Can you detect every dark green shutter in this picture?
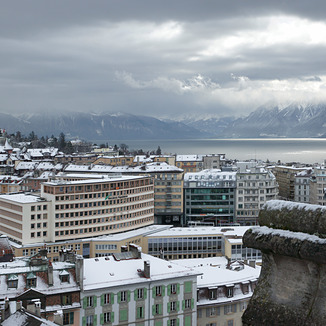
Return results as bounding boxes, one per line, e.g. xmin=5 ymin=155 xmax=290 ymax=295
xmin=191 ymin=298 xmax=194 ymax=309
xmin=93 ymin=296 xmax=97 ymax=307
xmin=176 ymin=301 xmax=180 ymax=312
xmin=144 ymin=288 xmax=147 ymax=299
xmin=176 ymin=318 xmax=179 ymax=326
xmin=93 ymin=314 xmax=97 ymax=326
xmin=101 ymin=294 xmax=104 ymax=306
xmin=69 ymin=312 xmax=74 ymax=324
xmin=167 ymin=302 xmax=170 ymax=313
xmin=167 ymin=321 xmax=170 ymax=326
xmin=111 ymin=312 xmax=114 ymax=322
xmin=127 ymin=290 xmax=131 ymax=302
xmin=182 ymin=300 xmax=185 ymax=311
xmin=153 ymin=287 xmax=156 ymax=298
xmin=167 ymin=284 xmax=171 ymax=296
xmin=162 ymin=285 xmax=165 ymax=296
xmin=137 ymin=307 xmax=140 ymax=319
xmin=134 ymin=289 xmax=138 ymax=301
xmin=184 ymin=281 xmax=192 ymax=293
xmin=82 ymin=316 xmax=86 ymax=326
xmin=185 ymin=316 xmax=191 ymax=326
xmin=159 ymin=303 xmax=162 ymax=315
xmin=177 ymin=283 xmax=180 ymax=294
xmin=152 ymin=305 xmax=156 ymax=316
xmin=100 ymin=313 xmax=104 ymax=325
xmin=111 ymin=293 xmax=114 ymax=304
xmin=118 ymin=292 xmax=121 ymax=303
xmin=83 ymin=297 xmax=87 ymax=309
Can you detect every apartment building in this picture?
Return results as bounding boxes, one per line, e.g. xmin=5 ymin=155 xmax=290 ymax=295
xmin=63 ymin=162 xmax=184 ymax=226
xmin=309 ymin=166 xmax=326 ymax=205
xmin=80 ymin=245 xmax=200 ymax=326
xmin=0 ymin=175 xmax=154 ymax=245
xmin=93 ymin=155 xmax=134 ymax=166
xmin=173 ymin=257 xmax=260 ymax=326
xmin=235 ymin=166 xmax=278 ymax=225
xmin=294 ymin=169 xmax=313 ymax=203
xmin=183 ymin=170 xmax=236 ymax=226
xmin=176 ymin=155 xmax=204 ymax=173
xmin=272 ymin=165 xmax=307 ymax=200
xmin=0 ymin=249 xmax=81 ymax=324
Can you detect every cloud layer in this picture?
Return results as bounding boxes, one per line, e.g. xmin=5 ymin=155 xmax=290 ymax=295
xmin=1 ymin=1 xmax=326 ymax=118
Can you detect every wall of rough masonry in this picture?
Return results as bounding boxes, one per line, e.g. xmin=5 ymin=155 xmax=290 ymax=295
xmin=242 ymin=200 xmax=326 ymax=326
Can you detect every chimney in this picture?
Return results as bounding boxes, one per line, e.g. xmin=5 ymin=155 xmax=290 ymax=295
xmin=129 ymin=244 xmax=141 ymax=259
xmin=75 ymin=255 xmax=84 ymax=288
xmin=249 ymin=260 xmax=256 ymax=268
xmin=48 ymin=261 xmax=54 ymax=286
xmin=16 ymin=301 xmax=22 ymax=311
xmin=53 ymin=310 xmax=63 ymax=325
xmin=144 ymin=260 xmax=150 ymax=278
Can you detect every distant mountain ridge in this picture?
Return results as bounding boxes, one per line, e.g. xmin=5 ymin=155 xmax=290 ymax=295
xmin=179 ymin=103 xmax=326 ymax=138
xmin=1 ymin=111 xmax=209 ymax=141
xmin=2 ymin=103 xmax=326 ymax=140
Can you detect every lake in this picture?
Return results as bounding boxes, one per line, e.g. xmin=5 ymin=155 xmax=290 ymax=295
xmin=109 ymin=138 xmax=326 ymax=164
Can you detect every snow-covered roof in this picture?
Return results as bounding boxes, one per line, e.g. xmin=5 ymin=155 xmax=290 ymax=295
xmin=172 ymin=257 xmax=260 ymax=306
xmin=83 ymin=253 xmax=200 ymax=291
xmin=36 ymin=162 xmax=55 ymax=170
xmin=172 ymin=257 xmax=260 ymax=288
xmin=146 ymin=226 xmax=251 ymax=238
xmin=0 ymin=193 xmax=46 ymax=204
xmin=0 ymin=258 xmax=79 ymax=298
xmin=15 ymin=162 xmax=38 ymax=170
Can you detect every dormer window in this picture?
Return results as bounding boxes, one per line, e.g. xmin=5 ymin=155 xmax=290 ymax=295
xmin=226 ymin=285 xmax=234 ymax=298
xmin=209 ymin=288 xmax=217 ymax=300
xmin=7 ymin=274 xmax=18 ymax=288
xmin=59 ymin=270 xmax=70 ymax=283
xmin=26 ymin=272 xmax=36 ymax=288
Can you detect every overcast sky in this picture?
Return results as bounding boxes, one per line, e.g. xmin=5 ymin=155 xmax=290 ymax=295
xmin=2 ymin=1 xmax=326 ymax=119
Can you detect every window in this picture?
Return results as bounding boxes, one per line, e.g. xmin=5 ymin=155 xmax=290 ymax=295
xmin=171 ymin=283 xmax=177 ymax=294
xmin=23 ymin=249 xmax=28 ymax=256
xmin=103 ymin=312 xmax=111 ymax=323
xmin=154 ymin=303 xmax=162 ymax=315
xmin=184 ymin=281 xmax=192 ymax=293
xmin=60 ymin=272 xmax=70 ymax=283
xmin=7 ymin=279 xmax=18 ymax=288
xmin=86 ymin=315 xmax=94 ymax=326
xmin=184 ymin=299 xmax=191 ymax=309
xmin=63 ymin=312 xmax=74 ymax=325
xmin=86 ymin=296 xmax=94 ymax=307
xmin=120 ymin=291 xmax=127 ymax=302
xmin=156 ymin=286 xmax=162 ymax=296
xmin=136 ymin=306 xmax=144 ymax=319
xmin=226 ymin=287 xmax=234 ymax=298
xmin=102 ymin=293 xmax=111 ymax=305
xmin=26 ymin=278 xmax=36 ymax=288
xmin=227 ymin=320 xmax=234 ymax=326
xmin=62 ymin=294 xmax=72 ymax=305
xmin=209 ymin=289 xmax=217 ymax=300
xmin=137 ymin=288 xmax=144 ymax=300
xmin=170 ymin=319 xmax=177 ymax=326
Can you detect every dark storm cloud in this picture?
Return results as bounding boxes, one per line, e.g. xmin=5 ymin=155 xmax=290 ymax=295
xmin=1 ymin=1 xmax=326 ymax=117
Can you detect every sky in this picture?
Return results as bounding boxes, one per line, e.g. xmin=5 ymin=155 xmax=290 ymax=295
xmin=2 ymin=0 xmax=326 ymax=119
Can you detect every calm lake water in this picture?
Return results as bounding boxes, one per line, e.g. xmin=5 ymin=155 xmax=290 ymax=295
xmin=109 ymin=138 xmax=326 ymax=164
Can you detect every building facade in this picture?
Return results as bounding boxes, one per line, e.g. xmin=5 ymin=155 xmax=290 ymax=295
xmin=184 ymin=170 xmax=236 ymax=226
xmin=235 ymin=166 xmax=278 ymax=225
xmin=0 ymin=175 xmax=154 ymax=245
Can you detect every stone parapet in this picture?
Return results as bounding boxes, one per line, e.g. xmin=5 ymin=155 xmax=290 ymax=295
xmin=242 ymin=200 xmax=326 ymax=326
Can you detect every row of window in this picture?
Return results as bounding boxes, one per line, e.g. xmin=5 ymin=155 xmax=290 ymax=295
xmin=54 ymin=217 xmax=153 ymax=236
xmin=22 ymin=244 xmax=81 ymax=256
xmin=30 ymin=204 xmax=47 ymax=211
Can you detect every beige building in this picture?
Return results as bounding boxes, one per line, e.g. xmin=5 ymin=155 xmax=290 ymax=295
xmin=272 ymin=165 xmax=307 ymax=200
xmin=236 ymin=166 xmax=278 ymax=225
xmin=0 ymin=175 xmax=154 ymax=246
xmin=93 ymin=155 xmax=134 ymax=166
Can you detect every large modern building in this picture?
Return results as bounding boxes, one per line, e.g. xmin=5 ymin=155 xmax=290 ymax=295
xmin=183 ymin=170 xmax=236 ymax=226
xmin=0 ymin=175 xmax=154 ymax=245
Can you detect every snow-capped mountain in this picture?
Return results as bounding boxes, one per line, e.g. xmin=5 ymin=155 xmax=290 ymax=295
xmin=2 ymin=102 xmax=326 ymax=140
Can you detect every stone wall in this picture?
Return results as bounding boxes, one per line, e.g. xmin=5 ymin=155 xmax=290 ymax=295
xmin=242 ymin=200 xmax=326 ymax=326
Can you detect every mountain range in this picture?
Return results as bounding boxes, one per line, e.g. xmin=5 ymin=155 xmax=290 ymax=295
xmin=2 ymin=103 xmax=326 ymax=141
